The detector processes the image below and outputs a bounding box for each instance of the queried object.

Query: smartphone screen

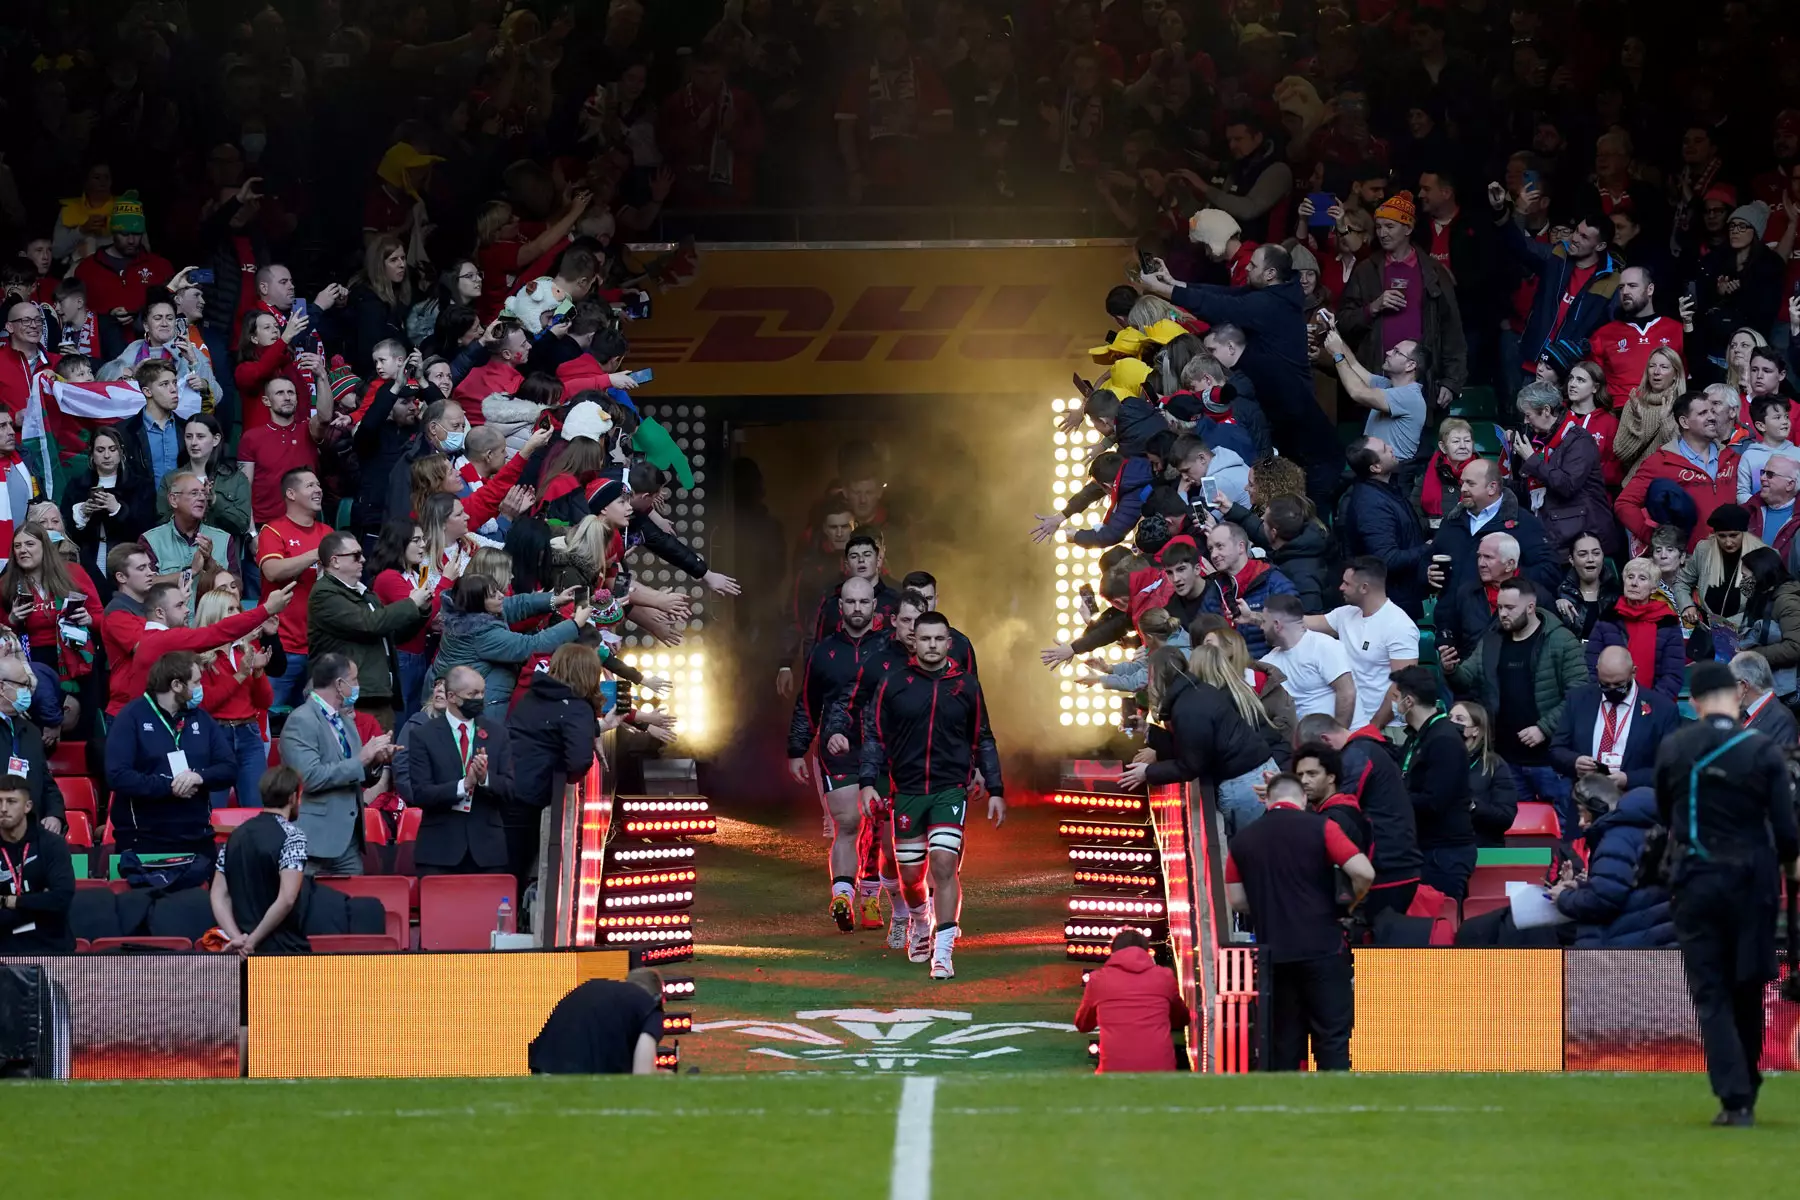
[1201,476,1220,506]
[575,585,591,609]
[628,368,655,385]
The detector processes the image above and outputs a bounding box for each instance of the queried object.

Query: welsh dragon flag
[21,376,146,499]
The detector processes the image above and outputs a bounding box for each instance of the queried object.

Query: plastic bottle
[496,897,515,936]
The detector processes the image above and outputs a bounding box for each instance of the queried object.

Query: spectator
[1492,190,1623,375]
[1611,347,1687,475]
[1559,360,1627,490]
[1429,457,1558,603]
[0,655,63,836]
[1442,579,1591,834]
[434,574,590,706]
[1258,594,1355,726]
[208,764,311,955]
[1198,520,1295,657]
[1435,531,1529,686]
[97,297,220,416]
[367,521,446,720]
[254,467,332,710]
[1588,557,1687,699]
[1321,319,1429,462]
[105,651,234,861]
[173,415,252,565]
[1589,267,1685,426]
[1510,381,1624,561]
[1732,649,1800,742]
[1192,628,1295,772]
[1672,503,1761,639]
[1550,778,1677,948]
[238,377,329,529]
[659,47,767,209]
[1294,712,1424,918]
[306,530,430,730]
[400,664,517,876]
[341,237,414,377]
[1335,190,1467,411]
[1552,643,1685,804]
[1449,701,1519,846]
[141,469,227,585]
[0,301,54,420]
[191,587,276,810]
[1555,533,1620,641]
[1073,927,1188,1073]
[0,773,74,953]
[1339,436,1432,616]
[1733,546,1800,700]
[1746,452,1800,573]
[1736,396,1800,505]
[385,398,473,525]
[0,522,97,691]
[837,20,954,205]
[1620,391,1742,553]
[508,643,605,904]
[119,359,186,496]
[234,310,323,434]
[1417,418,1479,527]
[528,967,666,1076]
[1390,665,1476,900]
[1697,203,1783,364]
[71,192,173,338]
[61,427,154,602]
[1190,115,1294,243]
[1288,743,1370,854]
[1415,165,1495,353]
[1223,768,1374,1071]
[279,653,394,877]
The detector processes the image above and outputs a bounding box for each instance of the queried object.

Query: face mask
[441,429,466,453]
[346,684,361,707]
[46,530,65,545]
[241,132,268,159]
[1600,685,1630,706]
[186,684,204,709]
[455,695,485,719]
[12,686,31,712]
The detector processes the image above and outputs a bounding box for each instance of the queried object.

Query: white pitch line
[889,1076,938,1200]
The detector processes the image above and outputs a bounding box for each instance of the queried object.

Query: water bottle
[496,897,515,936]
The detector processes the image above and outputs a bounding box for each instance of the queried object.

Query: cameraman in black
[1654,661,1800,1128]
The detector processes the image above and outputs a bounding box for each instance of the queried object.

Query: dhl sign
[625,241,1133,396]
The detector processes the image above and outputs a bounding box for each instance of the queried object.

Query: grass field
[14,1072,1792,1197]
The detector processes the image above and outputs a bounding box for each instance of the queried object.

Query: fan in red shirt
[1073,929,1189,1073]
[254,466,333,663]
[657,48,767,210]
[1588,267,1685,406]
[238,377,329,526]
[71,192,173,329]
[472,194,592,325]
[234,311,323,433]
[836,21,956,204]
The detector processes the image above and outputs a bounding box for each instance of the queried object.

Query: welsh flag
[22,377,146,499]
[40,378,146,423]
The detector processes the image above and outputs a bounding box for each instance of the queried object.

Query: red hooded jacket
[1073,944,1189,1073]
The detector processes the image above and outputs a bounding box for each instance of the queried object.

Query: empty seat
[47,740,86,776]
[317,875,412,947]
[307,933,402,952]
[1506,802,1561,840]
[396,808,421,842]
[85,936,193,952]
[62,810,94,848]
[1468,864,1552,899]
[211,807,262,838]
[56,777,97,817]
[418,874,515,951]
[362,807,391,845]
[1461,895,1510,920]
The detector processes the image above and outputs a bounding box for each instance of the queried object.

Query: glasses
[336,550,365,562]
[6,316,42,329]
[170,489,205,500]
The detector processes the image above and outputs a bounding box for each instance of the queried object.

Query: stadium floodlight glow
[1050,791,1146,815]
[1057,820,1151,843]
[604,868,699,889]
[610,844,697,864]
[1072,868,1165,891]
[1065,941,1112,960]
[603,890,695,910]
[1069,896,1166,917]
[618,799,711,814]
[640,943,695,965]
[662,1013,694,1035]
[621,816,718,836]
[1068,846,1157,866]
[661,977,696,998]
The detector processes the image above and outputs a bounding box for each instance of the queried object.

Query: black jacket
[404,713,515,870]
[1430,490,1559,604]
[0,714,64,827]
[0,827,76,953]
[627,511,707,579]
[806,577,901,656]
[353,379,427,530]
[1339,729,1423,883]
[1267,523,1335,615]
[1400,713,1475,850]
[340,282,410,377]
[1142,674,1272,788]
[858,657,1002,798]
[507,674,598,815]
[1339,475,1431,616]
[1655,714,1800,872]
[62,468,157,600]
[790,627,888,773]
[1469,757,1519,846]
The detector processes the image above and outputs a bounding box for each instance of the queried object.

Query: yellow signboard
[625,241,1133,396]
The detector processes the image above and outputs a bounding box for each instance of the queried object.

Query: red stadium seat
[85,936,193,952]
[307,934,402,952]
[362,808,391,845]
[418,874,515,951]
[1505,801,1561,841]
[211,807,262,839]
[56,777,97,817]
[47,740,86,776]
[62,810,93,848]
[1461,895,1511,920]
[396,808,421,842]
[317,875,413,947]
[1435,891,1460,931]
[74,877,113,892]
[1468,864,1552,900]
[389,808,423,878]
[74,938,90,952]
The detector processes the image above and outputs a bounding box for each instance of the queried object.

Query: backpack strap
[1686,729,1758,861]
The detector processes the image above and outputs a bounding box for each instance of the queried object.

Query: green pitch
[14,1072,1791,1197]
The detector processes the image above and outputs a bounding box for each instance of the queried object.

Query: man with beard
[1294,713,1422,919]
[788,578,891,934]
[1589,267,1686,405]
[860,613,1004,979]
[899,571,977,674]
[1199,521,1297,657]
[778,494,857,699]
[800,533,901,664]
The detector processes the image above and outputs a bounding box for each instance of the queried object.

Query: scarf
[1543,414,1581,454]
[1420,451,1474,518]
[57,194,114,232]
[1611,596,1672,685]
[1058,88,1106,173]
[682,84,736,187]
[1614,381,1681,471]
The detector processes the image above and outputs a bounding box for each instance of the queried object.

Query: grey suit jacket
[279,693,367,861]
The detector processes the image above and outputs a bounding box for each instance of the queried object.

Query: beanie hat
[1702,182,1739,209]
[1687,660,1737,698]
[1374,190,1417,227]
[560,399,614,442]
[327,358,363,407]
[1708,502,1751,533]
[1187,209,1242,257]
[586,476,626,513]
[1537,338,1585,380]
[110,190,146,234]
[1729,201,1771,240]
[1288,244,1320,274]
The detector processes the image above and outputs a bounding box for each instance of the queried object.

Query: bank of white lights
[1049,397,1124,729]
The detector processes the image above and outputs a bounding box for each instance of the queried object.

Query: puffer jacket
[1142,673,1274,787]
[1554,787,1675,948]
[1338,475,1431,615]
[1554,561,1621,641]
[1468,757,1518,847]
[1447,608,1590,739]
[430,591,582,705]
[1736,580,1800,698]
[1267,522,1335,614]
[1585,598,1687,699]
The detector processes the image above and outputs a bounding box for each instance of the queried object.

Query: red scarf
[1420,451,1475,518]
[1611,596,1673,685]
[1544,414,1581,454]
[1214,558,1271,627]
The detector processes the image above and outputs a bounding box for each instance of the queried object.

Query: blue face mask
[187,684,204,709]
[441,429,466,453]
[347,684,360,706]
[46,529,66,545]
[13,685,32,712]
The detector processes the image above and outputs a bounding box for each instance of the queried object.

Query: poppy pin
[1640,701,1652,717]
[477,728,488,741]
[1504,520,1517,529]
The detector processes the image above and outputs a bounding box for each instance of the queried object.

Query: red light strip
[1058,822,1148,840]
[571,762,609,945]
[1050,792,1143,811]
[604,869,699,888]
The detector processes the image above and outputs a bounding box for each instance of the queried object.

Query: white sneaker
[930,937,955,980]
[907,915,932,963]
[887,907,909,950]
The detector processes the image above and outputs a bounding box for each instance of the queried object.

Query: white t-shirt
[1326,600,1421,728]
[1263,630,1355,720]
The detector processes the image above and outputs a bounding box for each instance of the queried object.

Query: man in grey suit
[399,665,514,875]
[279,652,395,875]
[1731,651,1800,745]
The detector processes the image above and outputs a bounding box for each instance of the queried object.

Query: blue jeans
[1218,758,1280,837]
[269,651,308,713]
[210,722,271,809]
[1506,762,1575,839]
[397,650,429,721]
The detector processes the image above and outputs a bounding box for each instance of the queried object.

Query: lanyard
[1402,711,1449,773]
[0,841,29,895]
[146,695,183,743]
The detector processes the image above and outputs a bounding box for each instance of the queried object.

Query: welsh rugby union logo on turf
[695,1009,1078,1071]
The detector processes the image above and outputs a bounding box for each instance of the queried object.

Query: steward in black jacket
[1337,726,1423,906]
